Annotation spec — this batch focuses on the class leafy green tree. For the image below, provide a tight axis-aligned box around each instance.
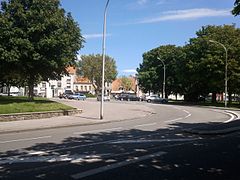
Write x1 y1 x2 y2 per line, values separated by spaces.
80 54 117 94
232 0 240 16
0 0 84 100
120 76 133 91
183 25 240 103
137 45 185 97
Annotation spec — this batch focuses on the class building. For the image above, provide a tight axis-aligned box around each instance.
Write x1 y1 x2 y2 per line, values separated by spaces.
74 76 95 94
34 66 76 98
111 76 142 97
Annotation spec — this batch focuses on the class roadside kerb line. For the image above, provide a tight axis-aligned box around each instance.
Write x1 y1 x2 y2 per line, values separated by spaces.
71 151 166 179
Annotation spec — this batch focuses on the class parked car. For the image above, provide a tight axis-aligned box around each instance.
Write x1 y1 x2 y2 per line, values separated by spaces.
97 94 110 101
117 94 140 101
59 90 73 99
145 95 168 103
68 93 86 100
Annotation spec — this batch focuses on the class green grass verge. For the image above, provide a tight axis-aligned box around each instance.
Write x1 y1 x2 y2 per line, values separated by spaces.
0 96 74 114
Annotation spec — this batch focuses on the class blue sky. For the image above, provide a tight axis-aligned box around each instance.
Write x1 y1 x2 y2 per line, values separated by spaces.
60 0 238 76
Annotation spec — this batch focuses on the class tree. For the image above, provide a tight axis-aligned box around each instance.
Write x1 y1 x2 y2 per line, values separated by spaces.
80 54 117 94
232 0 240 16
120 76 133 91
137 45 185 97
183 25 240 103
0 0 84 100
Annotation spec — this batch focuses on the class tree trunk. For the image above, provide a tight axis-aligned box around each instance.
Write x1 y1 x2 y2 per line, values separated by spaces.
7 84 10 96
28 77 35 101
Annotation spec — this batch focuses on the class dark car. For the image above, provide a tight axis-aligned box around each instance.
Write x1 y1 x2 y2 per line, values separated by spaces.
145 95 168 103
59 90 73 99
117 94 140 101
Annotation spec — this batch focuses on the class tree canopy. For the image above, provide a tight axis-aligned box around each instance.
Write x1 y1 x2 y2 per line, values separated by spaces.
137 25 240 103
232 0 240 16
79 54 117 94
120 76 133 91
137 45 185 97
0 0 84 100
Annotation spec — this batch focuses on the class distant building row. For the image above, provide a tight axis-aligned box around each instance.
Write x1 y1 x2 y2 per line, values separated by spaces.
0 67 142 98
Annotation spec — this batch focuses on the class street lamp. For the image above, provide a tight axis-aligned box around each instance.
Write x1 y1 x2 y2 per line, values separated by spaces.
157 57 166 99
100 0 110 119
209 40 228 107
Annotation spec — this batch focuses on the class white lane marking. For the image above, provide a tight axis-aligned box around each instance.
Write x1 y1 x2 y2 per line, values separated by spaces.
164 109 191 123
134 123 157 128
0 136 52 144
71 151 166 179
165 117 183 123
224 111 235 123
73 127 123 135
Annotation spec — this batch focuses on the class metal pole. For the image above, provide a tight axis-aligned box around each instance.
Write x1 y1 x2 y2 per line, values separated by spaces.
209 40 228 107
100 0 110 119
163 62 166 99
157 57 166 98
224 47 228 108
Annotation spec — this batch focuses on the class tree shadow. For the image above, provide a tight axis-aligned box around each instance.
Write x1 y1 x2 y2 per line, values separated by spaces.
0 96 55 105
0 121 240 180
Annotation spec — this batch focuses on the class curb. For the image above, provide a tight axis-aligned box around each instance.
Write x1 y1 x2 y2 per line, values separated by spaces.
0 111 156 134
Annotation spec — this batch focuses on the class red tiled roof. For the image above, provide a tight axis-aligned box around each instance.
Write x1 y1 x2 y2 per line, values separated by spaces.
75 76 91 84
66 66 76 75
112 77 136 91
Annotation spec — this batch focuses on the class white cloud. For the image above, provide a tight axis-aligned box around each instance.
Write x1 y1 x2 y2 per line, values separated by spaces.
122 69 137 74
137 0 148 5
138 8 231 24
156 0 167 5
83 33 112 39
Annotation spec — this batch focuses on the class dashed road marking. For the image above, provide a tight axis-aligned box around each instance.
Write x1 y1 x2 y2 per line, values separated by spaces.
134 123 157 128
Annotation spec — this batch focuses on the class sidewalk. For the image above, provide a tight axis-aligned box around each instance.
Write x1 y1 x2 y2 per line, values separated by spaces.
0 99 240 135
0 100 155 134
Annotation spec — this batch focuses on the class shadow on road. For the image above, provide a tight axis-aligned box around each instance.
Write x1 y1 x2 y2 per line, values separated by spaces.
0 122 240 180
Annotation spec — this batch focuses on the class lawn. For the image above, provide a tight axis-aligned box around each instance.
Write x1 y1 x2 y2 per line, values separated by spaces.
0 96 74 114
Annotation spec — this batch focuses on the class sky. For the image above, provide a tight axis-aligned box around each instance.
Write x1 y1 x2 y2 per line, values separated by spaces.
60 0 239 77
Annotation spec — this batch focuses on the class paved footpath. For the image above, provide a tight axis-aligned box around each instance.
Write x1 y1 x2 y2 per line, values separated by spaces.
1 98 240 135
0 98 155 134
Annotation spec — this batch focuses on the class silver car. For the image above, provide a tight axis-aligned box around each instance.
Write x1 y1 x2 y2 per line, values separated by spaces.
97 94 110 101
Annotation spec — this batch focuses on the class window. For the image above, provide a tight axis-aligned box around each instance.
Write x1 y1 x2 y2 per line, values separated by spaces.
66 79 71 84
42 83 46 88
89 86 92 91
67 86 71 89
81 86 83 91
57 82 61 88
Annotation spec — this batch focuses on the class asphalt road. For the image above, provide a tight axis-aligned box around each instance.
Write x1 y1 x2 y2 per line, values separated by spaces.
0 99 239 179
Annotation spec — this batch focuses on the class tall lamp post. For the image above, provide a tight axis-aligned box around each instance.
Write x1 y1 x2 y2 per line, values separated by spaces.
209 40 228 107
157 57 166 98
100 0 110 119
